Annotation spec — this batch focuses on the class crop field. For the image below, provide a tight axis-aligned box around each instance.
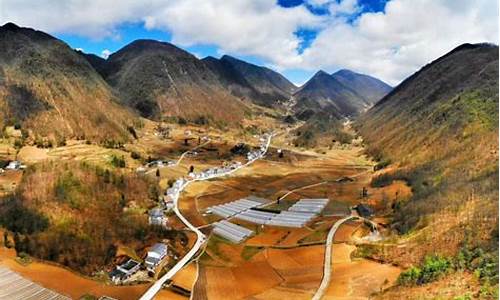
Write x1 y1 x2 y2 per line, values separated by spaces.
170 262 198 291
0 119 408 300
185 138 408 299
201 259 283 299
0 248 149 300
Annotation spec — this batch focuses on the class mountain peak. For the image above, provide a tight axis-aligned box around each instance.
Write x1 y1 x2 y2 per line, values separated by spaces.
204 53 297 106
314 70 329 76
309 70 332 81
220 54 238 61
332 69 357 76
1 22 20 31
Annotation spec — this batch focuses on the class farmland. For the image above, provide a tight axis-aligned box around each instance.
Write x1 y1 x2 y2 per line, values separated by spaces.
0 118 406 300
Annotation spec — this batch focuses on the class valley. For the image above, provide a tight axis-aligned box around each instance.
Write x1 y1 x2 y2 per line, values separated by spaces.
0 22 497 300
0 116 407 300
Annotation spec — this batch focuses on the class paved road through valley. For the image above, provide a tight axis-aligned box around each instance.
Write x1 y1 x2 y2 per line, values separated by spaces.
139 133 273 300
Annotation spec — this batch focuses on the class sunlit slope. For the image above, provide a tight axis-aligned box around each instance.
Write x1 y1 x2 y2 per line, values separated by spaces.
0 23 136 143
101 40 249 123
357 43 498 257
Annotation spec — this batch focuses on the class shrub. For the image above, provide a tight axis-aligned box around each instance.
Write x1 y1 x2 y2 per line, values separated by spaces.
420 255 451 283
374 159 391 171
56 135 66 147
110 155 126 168
397 255 451 286
194 116 209 125
370 170 410 188
130 151 141 160
456 246 499 284
230 143 250 155
397 266 422 286
13 139 23 149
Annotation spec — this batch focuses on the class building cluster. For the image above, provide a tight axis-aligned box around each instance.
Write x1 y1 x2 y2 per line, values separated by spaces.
136 160 176 173
188 161 243 180
148 160 175 169
109 259 141 284
144 243 169 272
206 196 267 217
246 134 270 161
109 242 169 284
121 133 273 282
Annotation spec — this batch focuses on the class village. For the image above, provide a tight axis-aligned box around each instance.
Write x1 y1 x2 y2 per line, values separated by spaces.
105 132 274 288
0 124 383 299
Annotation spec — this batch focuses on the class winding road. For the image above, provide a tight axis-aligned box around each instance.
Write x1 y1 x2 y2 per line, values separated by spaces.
312 215 358 300
312 215 379 300
139 133 273 300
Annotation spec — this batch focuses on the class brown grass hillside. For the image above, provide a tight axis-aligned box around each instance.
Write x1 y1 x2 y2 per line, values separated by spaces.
0 23 138 144
0 161 186 275
101 39 250 124
356 43 498 295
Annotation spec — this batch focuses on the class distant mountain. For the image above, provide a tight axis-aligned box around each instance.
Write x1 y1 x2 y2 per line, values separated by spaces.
331 69 392 104
293 69 391 120
0 23 136 143
203 55 297 107
357 43 498 265
100 40 248 122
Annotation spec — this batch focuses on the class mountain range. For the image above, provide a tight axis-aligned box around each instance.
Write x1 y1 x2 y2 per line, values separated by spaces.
0 22 391 143
203 55 298 107
294 69 392 120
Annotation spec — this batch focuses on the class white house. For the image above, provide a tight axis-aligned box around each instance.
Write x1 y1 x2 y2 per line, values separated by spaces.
145 243 168 272
148 208 167 227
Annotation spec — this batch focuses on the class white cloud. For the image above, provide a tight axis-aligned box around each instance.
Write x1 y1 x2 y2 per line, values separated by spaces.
299 0 499 85
328 0 361 16
0 0 154 39
0 0 497 84
142 0 322 67
101 49 111 59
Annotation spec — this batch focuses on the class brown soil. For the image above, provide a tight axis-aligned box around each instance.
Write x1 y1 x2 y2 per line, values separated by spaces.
0 248 152 300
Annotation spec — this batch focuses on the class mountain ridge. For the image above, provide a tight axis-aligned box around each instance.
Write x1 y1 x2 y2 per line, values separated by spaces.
292 68 391 119
203 54 297 107
356 42 498 270
0 22 136 143
99 39 249 123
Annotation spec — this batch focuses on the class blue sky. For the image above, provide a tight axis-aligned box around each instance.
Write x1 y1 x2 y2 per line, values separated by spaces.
54 0 389 86
3 0 497 86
